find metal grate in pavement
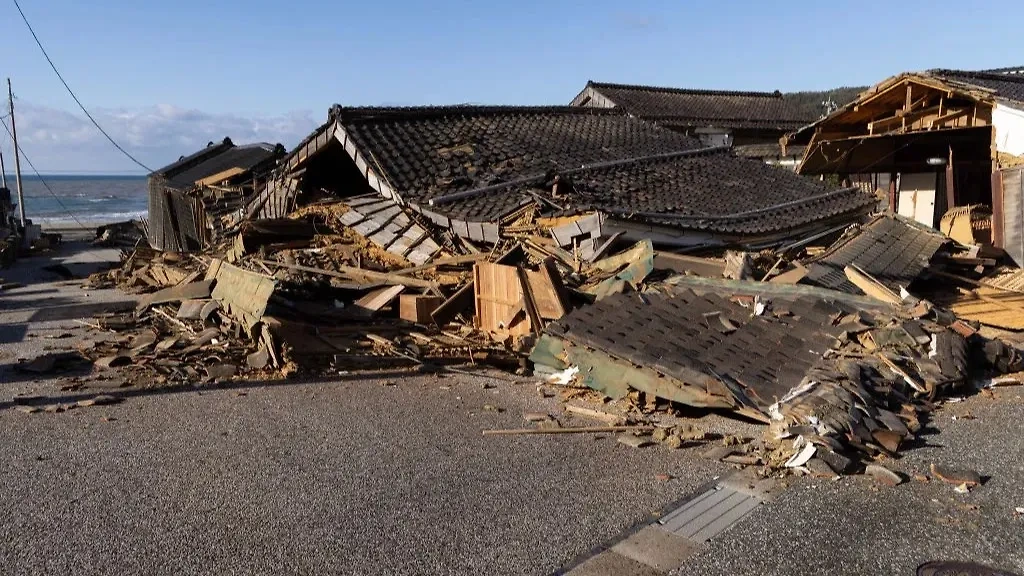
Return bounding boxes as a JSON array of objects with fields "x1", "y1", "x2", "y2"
[{"x1": 658, "y1": 485, "x2": 762, "y2": 543}]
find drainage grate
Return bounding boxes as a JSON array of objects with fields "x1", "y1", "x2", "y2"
[
  {"x1": 658, "y1": 485, "x2": 762, "y2": 543},
  {"x1": 918, "y1": 562, "x2": 1022, "y2": 576}
]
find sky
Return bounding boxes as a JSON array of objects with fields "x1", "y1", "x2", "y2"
[{"x1": 0, "y1": 0, "x2": 1022, "y2": 174}]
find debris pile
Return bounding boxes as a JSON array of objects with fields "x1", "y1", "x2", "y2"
[{"x1": 65, "y1": 105, "x2": 1024, "y2": 482}]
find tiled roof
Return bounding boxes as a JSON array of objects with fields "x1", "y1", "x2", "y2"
[
  {"x1": 424, "y1": 147, "x2": 875, "y2": 235},
  {"x1": 802, "y1": 215, "x2": 949, "y2": 294},
  {"x1": 317, "y1": 104, "x2": 871, "y2": 239},
  {"x1": 336, "y1": 105, "x2": 703, "y2": 203},
  {"x1": 545, "y1": 287, "x2": 852, "y2": 412},
  {"x1": 576, "y1": 81, "x2": 864, "y2": 130},
  {"x1": 156, "y1": 139, "x2": 282, "y2": 190},
  {"x1": 733, "y1": 143, "x2": 805, "y2": 158},
  {"x1": 979, "y1": 66, "x2": 1024, "y2": 75},
  {"x1": 153, "y1": 138, "x2": 234, "y2": 178},
  {"x1": 554, "y1": 148, "x2": 874, "y2": 234},
  {"x1": 928, "y1": 69, "x2": 1024, "y2": 104}
]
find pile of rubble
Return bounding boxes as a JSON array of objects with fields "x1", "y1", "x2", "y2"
[
  {"x1": 63, "y1": 104, "x2": 1024, "y2": 484},
  {"x1": 73, "y1": 203, "x2": 1024, "y2": 481}
]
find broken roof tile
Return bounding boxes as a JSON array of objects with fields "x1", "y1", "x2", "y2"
[{"x1": 802, "y1": 215, "x2": 949, "y2": 294}]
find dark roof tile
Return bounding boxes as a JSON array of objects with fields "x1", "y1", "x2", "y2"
[
  {"x1": 802, "y1": 215, "x2": 948, "y2": 294},
  {"x1": 323, "y1": 105, "x2": 870, "y2": 237},
  {"x1": 929, "y1": 69, "x2": 1024, "y2": 104},
  {"x1": 578, "y1": 81, "x2": 865, "y2": 130},
  {"x1": 156, "y1": 140, "x2": 282, "y2": 190},
  {"x1": 335, "y1": 104, "x2": 703, "y2": 203}
]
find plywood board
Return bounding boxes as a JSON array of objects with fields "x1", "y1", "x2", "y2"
[
  {"x1": 209, "y1": 259, "x2": 277, "y2": 331},
  {"x1": 474, "y1": 262, "x2": 531, "y2": 337},
  {"x1": 195, "y1": 166, "x2": 247, "y2": 187},
  {"x1": 524, "y1": 261, "x2": 568, "y2": 321},
  {"x1": 353, "y1": 285, "x2": 405, "y2": 316},
  {"x1": 946, "y1": 288, "x2": 1024, "y2": 330}
]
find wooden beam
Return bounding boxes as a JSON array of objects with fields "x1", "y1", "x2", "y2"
[
  {"x1": 928, "y1": 107, "x2": 971, "y2": 128},
  {"x1": 845, "y1": 265, "x2": 901, "y2": 304},
  {"x1": 904, "y1": 93, "x2": 931, "y2": 114},
  {"x1": 257, "y1": 259, "x2": 441, "y2": 289},
  {"x1": 392, "y1": 253, "x2": 488, "y2": 276},
  {"x1": 869, "y1": 104, "x2": 942, "y2": 133}
]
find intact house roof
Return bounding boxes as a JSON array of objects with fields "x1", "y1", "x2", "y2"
[
  {"x1": 152, "y1": 137, "x2": 285, "y2": 190},
  {"x1": 569, "y1": 81, "x2": 866, "y2": 132},
  {"x1": 260, "y1": 105, "x2": 874, "y2": 246}
]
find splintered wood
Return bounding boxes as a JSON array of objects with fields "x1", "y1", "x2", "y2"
[
  {"x1": 474, "y1": 262, "x2": 532, "y2": 337},
  {"x1": 473, "y1": 259, "x2": 569, "y2": 338}
]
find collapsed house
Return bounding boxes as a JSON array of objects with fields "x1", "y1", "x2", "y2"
[
  {"x1": 73, "y1": 94, "x2": 1024, "y2": 481},
  {"x1": 569, "y1": 81, "x2": 864, "y2": 165},
  {"x1": 148, "y1": 137, "x2": 285, "y2": 252},
  {"x1": 783, "y1": 66, "x2": 1024, "y2": 265},
  {"x1": 243, "y1": 105, "x2": 876, "y2": 252}
]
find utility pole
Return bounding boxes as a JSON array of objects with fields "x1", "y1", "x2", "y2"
[{"x1": 8, "y1": 78, "x2": 26, "y2": 227}]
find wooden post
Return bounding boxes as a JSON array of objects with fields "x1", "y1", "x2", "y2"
[
  {"x1": 7, "y1": 78, "x2": 25, "y2": 227},
  {"x1": 0, "y1": 147, "x2": 7, "y2": 189},
  {"x1": 888, "y1": 172, "x2": 898, "y2": 213},
  {"x1": 945, "y1": 146, "x2": 956, "y2": 210}
]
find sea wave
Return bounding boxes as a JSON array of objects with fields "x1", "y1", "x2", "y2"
[{"x1": 32, "y1": 211, "x2": 147, "y2": 226}]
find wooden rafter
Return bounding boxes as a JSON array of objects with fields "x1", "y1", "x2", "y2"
[{"x1": 928, "y1": 107, "x2": 972, "y2": 129}]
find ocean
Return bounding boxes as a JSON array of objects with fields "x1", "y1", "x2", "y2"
[{"x1": 1, "y1": 175, "x2": 148, "y2": 229}]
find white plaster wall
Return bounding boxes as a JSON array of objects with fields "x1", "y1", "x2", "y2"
[{"x1": 993, "y1": 103, "x2": 1024, "y2": 156}]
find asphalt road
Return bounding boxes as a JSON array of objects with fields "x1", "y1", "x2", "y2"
[
  {"x1": 4, "y1": 243, "x2": 1024, "y2": 576},
  {"x1": 683, "y1": 385, "x2": 1024, "y2": 576},
  {"x1": 0, "y1": 244, "x2": 744, "y2": 575},
  {"x1": 0, "y1": 372, "x2": 745, "y2": 576}
]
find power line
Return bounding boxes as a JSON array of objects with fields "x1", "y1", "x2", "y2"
[{"x1": 10, "y1": 0, "x2": 153, "y2": 173}]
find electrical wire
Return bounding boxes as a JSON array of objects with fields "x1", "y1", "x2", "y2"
[{"x1": 10, "y1": 0, "x2": 153, "y2": 173}]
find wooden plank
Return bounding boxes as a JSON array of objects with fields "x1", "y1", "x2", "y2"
[
  {"x1": 844, "y1": 265, "x2": 901, "y2": 304},
  {"x1": 136, "y1": 279, "x2": 214, "y2": 312},
  {"x1": 195, "y1": 166, "x2": 246, "y2": 187},
  {"x1": 210, "y1": 260, "x2": 277, "y2": 331},
  {"x1": 564, "y1": 404, "x2": 623, "y2": 425},
  {"x1": 352, "y1": 285, "x2": 405, "y2": 316},
  {"x1": 525, "y1": 264, "x2": 568, "y2": 321},
  {"x1": 929, "y1": 269, "x2": 1024, "y2": 295},
  {"x1": 768, "y1": 263, "x2": 808, "y2": 284},
  {"x1": 399, "y1": 295, "x2": 444, "y2": 323},
  {"x1": 653, "y1": 251, "x2": 726, "y2": 277},
  {"x1": 517, "y1": 266, "x2": 544, "y2": 335},
  {"x1": 430, "y1": 245, "x2": 525, "y2": 326},
  {"x1": 176, "y1": 299, "x2": 208, "y2": 320},
  {"x1": 929, "y1": 108, "x2": 971, "y2": 129},
  {"x1": 431, "y1": 283, "x2": 475, "y2": 326},
  {"x1": 257, "y1": 258, "x2": 440, "y2": 289},
  {"x1": 393, "y1": 253, "x2": 487, "y2": 276},
  {"x1": 482, "y1": 425, "x2": 656, "y2": 436},
  {"x1": 474, "y1": 262, "x2": 531, "y2": 336}
]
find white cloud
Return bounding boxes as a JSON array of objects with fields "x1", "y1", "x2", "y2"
[{"x1": 0, "y1": 101, "x2": 320, "y2": 174}]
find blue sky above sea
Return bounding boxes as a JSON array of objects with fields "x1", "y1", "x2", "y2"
[{"x1": 1, "y1": 0, "x2": 1023, "y2": 174}]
